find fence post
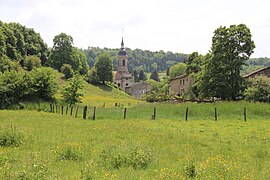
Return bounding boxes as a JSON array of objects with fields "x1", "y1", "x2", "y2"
[
  {"x1": 66, "y1": 106, "x2": 68, "y2": 115},
  {"x1": 52, "y1": 104, "x2": 55, "y2": 113},
  {"x1": 185, "y1": 107, "x2": 189, "y2": 121},
  {"x1": 61, "y1": 106, "x2": 64, "y2": 115},
  {"x1": 152, "y1": 107, "x2": 156, "y2": 120},
  {"x1": 124, "y1": 108, "x2": 127, "y2": 120},
  {"x1": 50, "y1": 104, "x2": 53, "y2": 112},
  {"x1": 215, "y1": 107, "x2": 217, "y2": 121},
  {"x1": 56, "y1": 105, "x2": 58, "y2": 113},
  {"x1": 83, "y1": 106, "x2": 88, "y2": 120},
  {"x1": 75, "y1": 106, "x2": 79, "y2": 118},
  {"x1": 93, "y1": 106, "x2": 96, "y2": 120},
  {"x1": 244, "y1": 107, "x2": 247, "y2": 122},
  {"x1": 70, "y1": 106, "x2": 73, "y2": 116}
]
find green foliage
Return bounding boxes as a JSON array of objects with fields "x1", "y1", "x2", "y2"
[
  {"x1": 169, "y1": 62, "x2": 187, "y2": 78},
  {"x1": 28, "y1": 67, "x2": 58, "y2": 100},
  {"x1": 0, "y1": 70, "x2": 27, "y2": 109},
  {"x1": 58, "y1": 146, "x2": 82, "y2": 161},
  {"x1": 88, "y1": 68, "x2": 99, "y2": 85},
  {"x1": 201, "y1": 24, "x2": 255, "y2": 100},
  {"x1": 0, "y1": 21, "x2": 48, "y2": 64},
  {"x1": 0, "y1": 56, "x2": 21, "y2": 73},
  {"x1": 61, "y1": 75, "x2": 85, "y2": 105},
  {"x1": 138, "y1": 69, "x2": 147, "y2": 81},
  {"x1": 132, "y1": 70, "x2": 139, "y2": 82},
  {"x1": 24, "y1": 55, "x2": 41, "y2": 71},
  {"x1": 94, "y1": 53, "x2": 113, "y2": 84},
  {"x1": 150, "y1": 70, "x2": 160, "y2": 82},
  {"x1": 0, "y1": 127, "x2": 22, "y2": 147},
  {"x1": 49, "y1": 33, "x2": 89, "y2": 75},
  {"x1": 60, "y1": 64, "x2": 74, "y2": 79},
  {"x1": 186, "y1": 52, "x2": 205, "y2": 75},
  {"x1": 244, "y1": 75, "x2": 270, "y2": 101},
  {"x1": 83, "y1": 47, "x2": 188, "y2": 73},
  {"x1": 100, "y1": 146, "x2": 154, "y2": 170}
]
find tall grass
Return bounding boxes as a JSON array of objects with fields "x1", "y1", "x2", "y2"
[{"x1": 0, "y1": 110, "x2": 269, "y2": 179}]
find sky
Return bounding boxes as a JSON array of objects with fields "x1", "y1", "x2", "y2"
[{"x1": 0, "y1": 0, "x2": 270, "y2": 57}]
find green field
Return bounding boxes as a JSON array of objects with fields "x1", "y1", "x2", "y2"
[{"x1": 0, "y1": 102, "x2": 270, "y2": 179}]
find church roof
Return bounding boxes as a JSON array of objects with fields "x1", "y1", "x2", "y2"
[{"x1": 118, "y1": 37, "x2": 127, "y2": 56}]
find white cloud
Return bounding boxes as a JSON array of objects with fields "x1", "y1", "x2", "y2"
[{"x1": 0, "y1": 0, "x2": 269, "y2": 57}]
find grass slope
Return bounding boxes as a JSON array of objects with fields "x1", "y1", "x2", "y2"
[{"x1": 0, "y1": 109, "x2": 269, "y2": 179}]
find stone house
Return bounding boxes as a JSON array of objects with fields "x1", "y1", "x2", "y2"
[
  {"x1": 169, "y1": 74, "x2": 193, "y2": 96},
  {"x1": 243, "y1": 67, "x2": 270, "y2": 79},
  {"x1": 125, "y1": 81, "x2": 153, "y2": 98}
]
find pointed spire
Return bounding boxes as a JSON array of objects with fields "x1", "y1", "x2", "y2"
[{"x1": 121, "y1": 37, "x2": 124, "y2": 49}]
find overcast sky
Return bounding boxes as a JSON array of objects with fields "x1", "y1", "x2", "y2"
[{"x1": 1, "y1": 0, "x2": 270, "y2": 57}]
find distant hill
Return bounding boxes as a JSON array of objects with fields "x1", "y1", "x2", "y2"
[{"x1": 83, "y1": 47, "x2": 188, "y2": 73}]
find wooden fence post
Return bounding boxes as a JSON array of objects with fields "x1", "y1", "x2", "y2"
[
  {"x1": 75, "y1": 106, "x2": 79, "y2": 118},
  {"x1": 50, "y1": 104, "x2": 53, "y2": 112},
  {"x1": 66, "y1": 106, "x2": 68, "y2": 115},
  {"x1": 152, "y1": 107, "x2": 156, "y2": 120},
  {"x1": 83, "y1": 106, "x2": 88, "y2": 120},
  {"x1": 56, "y1": 105, "x2": 58, "y2": 113},
  {"x1": 124, "y1": 108, "x2": 127, "y2": 120},
  {"x1": 70, "y1": 106, "x2": 73, "y2": 116},
  {"x1": 93, "y1": 106, "x2": 96, "y2": 120},
  {"x1": 61, "y1": 106, "x2": 64, "y2": 115},
  {"x1": 244, "y1": 107, "x2": 247, "y2": 122},
  {"x1": 185, "y1": 107, "x2": 189, "y2": 121},
  {"x1": 215, "y1": 107, "x2": 217, "y2": 121}
]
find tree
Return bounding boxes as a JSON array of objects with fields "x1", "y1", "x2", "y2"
[
  {"x1": 244, "y1": 76, "x2": 270, "y2": 102},
  {"x1": 24, "y1": 55, "x2": 41, "y2": 71},
  {"x1": 132, "y1": 70, "x2": 139, "y2": 82},
  {"x1": 201, "y1": 24, "x2": 255, "y2": 100},
  {"x1": 49, "y1": 33, "x2": 89, "y2": 75},
  {"x1": 61, "y1": 64, "x2": 74, "y2": 79},
  {"x1": 138, "y1": 70, "x2": 147, "y2": 81},
  {"x1": 186, "y1": 52, "x2": 204, "y2": 75},
  {"x1": 150, "y1": 70, "x2": 160, "y2": 82},
  {"x1": 94, "y1": 53, "x2": 113, "y2": 84},
  {"x1": 49, "y1": 33, "x2": 74, "y2": 70},
  {"x1": 61, "y1": 75, "x2": 85, "y2": 105},
  {"x1": 88, "y1": 68, "x2": 99, "y2": 85},
  {"x1": 169, "y1": 62, "x2": 187, "y2": 78},
  {"x1": 28, "y1": 67, "x2": 57, "y2": 100}
]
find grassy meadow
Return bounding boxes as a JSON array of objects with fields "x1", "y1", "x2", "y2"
[{"x1": 0, "y1": 102, "x2": 270, "y2": 179}]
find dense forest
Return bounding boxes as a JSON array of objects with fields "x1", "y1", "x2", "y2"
[{"x1": 83, "y1": 47, "x2": 188, "y2": 73}]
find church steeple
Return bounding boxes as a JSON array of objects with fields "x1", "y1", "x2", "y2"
[{"x1": 121, "y1": 37, "x2": 124, "y2": 49}]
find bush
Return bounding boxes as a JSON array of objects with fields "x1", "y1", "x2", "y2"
[
  {"x1": 244, "y1": 75, "x2": 270, "y2": 102},
  {"x1": 58, "y1": 146, "x2": 82, "y2": 161},
  {"x1": 0, "y1": 128, "x2": 22, "y2": 147},
  {"x1": 0, "y1": 70, "x2": 27, "y2": 109},
  {"x1": 100, "y1": 146, "x2": 154, "y2": 170},
  {"x1": 60, "y1": 64, "x2": 74, "y2": 79},
  {"x1": 24, "y1": 55, "x2": 41, "y2": 71},
  {"x1": 88, "y1": 68, "x2": 99, "y2": 85},
  {"x1": 28, "y1": 67, "x2": 58, "y2": 100}
]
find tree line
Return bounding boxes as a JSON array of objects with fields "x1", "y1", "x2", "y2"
[{"x1": 83, "y1": 47, "x2": 188, "y2": 73}]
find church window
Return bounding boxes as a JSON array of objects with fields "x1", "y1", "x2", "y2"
[
  {"x1": 122, "y1": 59, "x2": 125, "y2": 66},
  {"x1": 126, "y1": 83, "x2": 129, "y2": 86}
]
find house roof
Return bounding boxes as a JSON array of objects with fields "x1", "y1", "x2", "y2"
[
  {"x1": 243, "y1": 67, "x2": 270, "y2": 78},
  {"x1": 170, "y1": 73, "x2": 188, "y2": 81}
]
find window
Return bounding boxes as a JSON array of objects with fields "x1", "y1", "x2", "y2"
[
  {"x1": 122, "y1": 59, "x2": 125, "y2": 66},
  {"x1": 126, "y1": 83, "x2": 129, "y2": 86},
  {"x1": 118, "y1": 83, "x2": 120, "y2": 87}
]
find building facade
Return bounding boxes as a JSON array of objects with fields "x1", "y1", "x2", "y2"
[
  {"x1": 114, "y1": 38, "x2": 133, "y2": 90},
  {"x1": 169, "y1": 74, "x2": 193, "y2": 96},
  {"x1": 125, "y1": 81, "x2": 153, "y2": 98}
]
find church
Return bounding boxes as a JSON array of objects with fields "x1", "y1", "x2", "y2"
[{"x1": 114, "y1": 37, "x2": 133, "y2": 90}]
